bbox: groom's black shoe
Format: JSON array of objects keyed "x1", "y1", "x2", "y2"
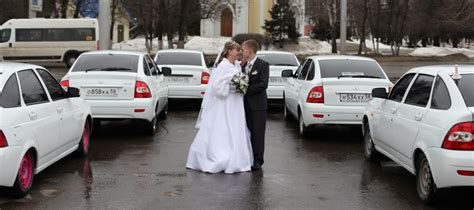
[{"x1": 251, "y1": 164, "x2": 262, "y2": 171}]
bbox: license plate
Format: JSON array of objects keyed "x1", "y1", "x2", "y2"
[
  {"x1": 165, "y1": 76, "x2": 191, "y2": 83},
  {"x1": 85, "y1": 88, "x2": 118, "y2": 97},
  {"x1": 340, "y1": 93, "x2": 372, "y2": 103},
  {"x1": 269, "y1": 77, "x2": 287, "y2": 84}
]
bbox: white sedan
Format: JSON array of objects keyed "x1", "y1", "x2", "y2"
[
  {"x1": 363, "y1": 65, "x2": 474, "y2": 204},
  {"x1": 61, "y1": 51, "x2": 170, "y2": 135},
  {"x1": 257, "y1": 51, "x2": 300, "y2": 99},
  {"x1": 282, "y1": 55, "x2": 392, "y2": 136},
  {"x1": 0, "y1": 62, "x2": 91, "y2": 198},
  {"x1": 154, "y1": 49, "x2": 210, "y2": 99}
]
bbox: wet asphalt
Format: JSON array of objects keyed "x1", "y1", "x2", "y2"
[{"x1": 1, "y1": 61, "x2": 474, "y2": 209}]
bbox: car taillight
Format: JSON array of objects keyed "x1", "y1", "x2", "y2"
[
  {"x1": 0, "y1": 130, "x2": 8, "y2": 148},
  {"x1": 442, "y1": 122, "x2": 474, "y2": 150},
  {"x1": 201, "y1": 71, "x2": 210, "y2": 85},
  {"x1": 135, "y1": 81, "x2": 152, "y2": 98},
  {"x1": 60, "y1": 80, "x2": 69, "y2": 89},
  {"x1": 307, "y1": 86, "x2": 324, "y2": 103}
]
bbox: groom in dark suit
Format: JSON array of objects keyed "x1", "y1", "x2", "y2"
[{"x1": 241, "y1": 39, "x2": 269, "y2": 171}]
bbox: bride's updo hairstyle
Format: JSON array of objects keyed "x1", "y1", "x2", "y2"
[{"x1": 216, "y1": 41, "x2": 241, "y2": 66}]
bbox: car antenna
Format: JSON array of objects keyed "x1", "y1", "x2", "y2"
[{"x1": 452, "y1": 64, "x2": 462, "y2": 85}]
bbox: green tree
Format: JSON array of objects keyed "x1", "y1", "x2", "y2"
[{"x1": 262, "y1": 0, "x2": 301, "y2": 48}]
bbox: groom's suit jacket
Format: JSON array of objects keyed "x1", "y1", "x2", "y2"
[{"x1": 242, "y1": 57, "x2": 270, "y2": 111}]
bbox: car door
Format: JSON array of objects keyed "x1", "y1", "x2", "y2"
[
  {"x1": 372, "y1": 73, "x2": 416, "y2": 152},
  {"x1": 36, "y1": 68, "x2": 83, "y2": 148},
  {"x1": 17, "y1": 69, "x2": 60, "y2": 166},
  {"x1": 150, "y1": 55, "x2": 168, "y2": 112},
  {"x1": 145, "y1": 55, "x2": 165, "y2": 112},
  {"x1": 0, "y1": 73, "x2": 29, "y2": 147},
  {"x1": 392, "y1": 74, "x2": 434, "y2": 166},
  {"x1": 295, "y1": 59, "x2": 313, "y2": 109},
  {"x1": 285, "y1": 59, "x2": 306, "y2": 115}
]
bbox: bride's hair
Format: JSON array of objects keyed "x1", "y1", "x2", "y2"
[{"x1": 216, "y1": 41, "x2": 241, "y2": 66}]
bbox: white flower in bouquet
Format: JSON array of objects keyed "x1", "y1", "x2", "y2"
[{"x1": 230, "y1": 72, "x2": 249, "y2": 94}]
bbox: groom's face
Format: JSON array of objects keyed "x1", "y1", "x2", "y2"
[{"x1": 242, "y1": 45, "x2": 254, "y2": 60}]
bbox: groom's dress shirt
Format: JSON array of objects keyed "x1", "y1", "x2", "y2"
[{"x1": 246, "y1": 56, "x2": 257, "y2": 74}]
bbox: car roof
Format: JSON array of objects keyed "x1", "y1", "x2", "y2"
[
  {"x1": 406, "y1": 65, "x2": 474, "y2": 76},
  {"x1": 157, "y1": 49, "x2": 203, "y2": 54},
  {"x1": 307, "y1": 55, "x2": 376, "y2": 62},
  {"x1": 257, "y1": 51, "x2": 296, "y2": 55},
  {"x1": 0, "y1": 62, "x2": 44, "y2": 73},
  {"x1": 81, "y1": 50, "x2": 146, "y2": 57}
]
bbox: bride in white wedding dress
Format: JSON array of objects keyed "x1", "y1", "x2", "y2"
[{"x1": 186, "y1": 41, "x2": 253, "y2": 174}]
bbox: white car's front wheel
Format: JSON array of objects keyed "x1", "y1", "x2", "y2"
[
  {"x1": 416, "y1": 153, "x2": 438, "y2": 204},
  {"x1": 283, "y1": 101, "x2": 291, "y2": 121},
  {"x1": 363, "y1": 124, "x2": 379, "y2": 162},
  {"x1": 76, "y1": 120, "x2": 91, "y2": 156}
]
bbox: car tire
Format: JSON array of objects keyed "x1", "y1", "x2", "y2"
[
  {"x1": 283, "y1": 100, "x2": 291, "y2": 121},
  {"x1": 363, "y1": 124, "x2": 379, "y2": 162},
  {"x1": 416, "y1": 153, "x2": 438, "y2": 204},
  {"x1": 76, "y1": 120, "x2": 91, "y2": 156},
  {"x1": 64, "y1": 53, "x2": 79, "y2": 68},
  {"x1": 298, "y1": 111, "x2": 309, "y2": 137},
  {"x1": 158, "y1": 103, "x2": 168, "y2": 120},
  {"x1": 9, "y1": 151, "x2": 34, "y2": 199},
  {"x1": 146, "y1": 112, "x2": 158, "y2": 136}
]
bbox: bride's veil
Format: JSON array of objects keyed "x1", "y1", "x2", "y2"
[{"x1": 195, "y1": 45, "x2": 225, "y2": 129}]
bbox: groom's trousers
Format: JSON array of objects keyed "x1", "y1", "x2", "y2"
[{"x1": 245, "y1": 110, "x2": 267, "y2": 166}]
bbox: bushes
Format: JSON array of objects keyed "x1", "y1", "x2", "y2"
[{"x1": 232, "y1": 33, "x2": 272, "y2": 50}]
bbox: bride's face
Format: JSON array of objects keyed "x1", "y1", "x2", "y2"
[{"x1": 227, "y1": 48, "x2": 241, "y2": 60}]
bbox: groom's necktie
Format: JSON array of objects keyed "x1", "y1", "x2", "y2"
[{"x1": 246, "y1": 63, "x2": 253, "y2": 74}]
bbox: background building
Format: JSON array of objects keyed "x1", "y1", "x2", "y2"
[{"x1": 201, "y1": 0, "x2": 305, "y2": 37}]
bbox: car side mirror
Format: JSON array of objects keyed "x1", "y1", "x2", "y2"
[
  {"x1": 67, "y1": 87, "x2": 80, "y2": 98},
  {"x1": 162, "y1": 67, "x2": 172, "y2": 76},
  {"x1": 372, "y1": 88, "x2": 388, "y2": 99},
  {"x1": 281, "y1": 69, "x2": 294, "y2": 78}
]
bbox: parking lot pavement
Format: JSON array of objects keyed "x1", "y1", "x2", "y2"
[{"x1": 1, "y1": 61, "x2": 473, "y2": 209}]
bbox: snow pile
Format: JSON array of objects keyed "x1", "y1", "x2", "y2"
[
  {"x1": 184, "y1": 36, "x2": 232, "y2": 54},
  {"x1": 409, "y1": 47, "x2": 474, "y2": 58},
  {"x1": 112, "y1": 36, "x2": 161, "y2": 53},
  {"x1": 113, "y1": 36, "x2": 334, "y2": 55},
  {"x1": 268, "y1": 37, "x2": 333, "y2": 55}
]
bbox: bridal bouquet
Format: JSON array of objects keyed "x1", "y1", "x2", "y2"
[{"x1": 230, "y1": 72, "x2": 249, "y2": 94}]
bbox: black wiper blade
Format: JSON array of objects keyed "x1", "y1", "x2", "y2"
[
  {"x1": 338, "y1": 75, "x2": 353, "y2": 79},
  {"x1": 352, "y1": 75, "x2": 382, "y2": 79},
  {"x1": 272, "y1": 64, "x2": 296, "y2": 66},
  {"x1": 337, "y1": 75, "x2": 381, "y2": 79},
  {"x1": 84, "y1": 68, "x2": 100, "y2": 73},
  {"x1": 101, "y1": 67, "x2": 133, "y2": 71}
]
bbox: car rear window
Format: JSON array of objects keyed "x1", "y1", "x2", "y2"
[
  {"x1": 318, "y1": 59, "x2": 386, "y2": 79},
  {"x1": 457, "y1": 74, "x2": 474, "y2": 107},
  {"x1": 257, "y1": 54, "x2": 299, "y2": 66},
  {"x1": 155, "y1": 52, "x2": 202, "y2": 66},
  {"x1": 71, "y1": 54, "x2": 139, "y2": 73}
]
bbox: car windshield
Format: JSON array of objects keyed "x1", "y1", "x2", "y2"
[
  {"x1": 0, "y1": 29, "x2": 11, "y2": 43},
  {"x1": 257, "y1": 53, "x2": 299, "y2": 66},
  {"x1": 155, "y1": 52, "x2": 202, "y2": 66},
  {"x1": 318, "y1": 59, "x2": 387, "y2": 79},
  {"x1": 71, "y1": 54, "x2": 139, "y2": 73},
  {"x1": 457, "y1": 74, "x2": 474, "y2": 107}
]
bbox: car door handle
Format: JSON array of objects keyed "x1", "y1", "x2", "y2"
[
  {"x1": 415, "y1": 113, "x2": 423, "y2": 121},
  {"x1": 57, "y1": 105, "x2": 64, "y2": 113},
  {"x1": 390, "y1": 107, "x2": 397, "y2": 114},
  {"x1": 28, "y1": 112, "x2": 38, "y2": 120}
]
